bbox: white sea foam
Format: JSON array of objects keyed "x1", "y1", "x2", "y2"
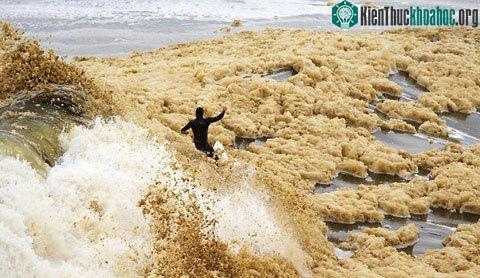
[
  {"x1": 0, "y1": 0, "x2": 330, "y2": 23},
  {"x1": 0, "y1": 118, "x2": 168, "y2": 277}
]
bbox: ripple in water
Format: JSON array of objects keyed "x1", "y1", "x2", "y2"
[
  {"x1": 387, "y1": 71, "x2": 427, "y2": 101},
  {"x1": 234, "y1": 136, "x2": 269, "y2": 150}
]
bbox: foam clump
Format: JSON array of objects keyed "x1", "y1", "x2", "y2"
[
  {"x1": 337, "y1": 159, "x2": 368, "y2": 178},
  {"x1": 414, "y1": 143, "x2": 480, "y2": 169},
  {"x1": 338, "y1": 222, "x2": 480, "y2": 276},
  {"x1": 0, "y1": 23, "x2": 97, "y2": 104},
  {"x1": 315, "y1": 151, "x2": 480, "y2": 220},
  {"x1": 380, "y1": 118, "x2": 417, "y2": 133},
  {"x1": 419, "y1": 222, "x2": 480, "y2": 273},
  {"x1": 339, "y1": 223, "x2": 419, "y2": 251},
  {"x1": 418, "y1": 120, "x2": 449, "y2": 137},
  {"x1": 377, "y1": 100, "x2": 444, "y2": 125}
]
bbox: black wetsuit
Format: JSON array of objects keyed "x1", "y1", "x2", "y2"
[{"x1": 181, "y1": 110, "x2": 225, "y2": 158}]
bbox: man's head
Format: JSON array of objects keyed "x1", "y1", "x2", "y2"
[{"x1": 195, "y1": 107, "x2": 204, "y2": 118}]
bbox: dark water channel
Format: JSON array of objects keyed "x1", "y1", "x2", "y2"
[{"x1": 323, "y1": 71, "x2": 480, "y2": 258}]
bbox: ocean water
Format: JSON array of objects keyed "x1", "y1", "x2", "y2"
[{"x1": 0, "y1": 0, "x2": 472, "y2": 57}]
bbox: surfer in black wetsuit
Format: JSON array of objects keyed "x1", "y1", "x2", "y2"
[{"x1": 181, "y1": 106, "x2": 227, "y2": 159}]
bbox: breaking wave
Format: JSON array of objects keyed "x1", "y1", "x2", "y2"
[
  {"x1": 0, "y1": 118, "x2": 308, "y2": 277},
  {"x1": 0, "y1": 119, "x2": 165, "y2": 277}
]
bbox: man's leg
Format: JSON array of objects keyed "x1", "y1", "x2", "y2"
[
  {"x1": 195, "y1": 143, "x2": 218, "y2": 160},
  {"x1": 204, "y1": 144, "x2": 218, "y2": 160}
]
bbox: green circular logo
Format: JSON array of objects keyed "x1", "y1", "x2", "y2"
[{"x1": 332, "y1": 0, "x2": 359, "y2": 29}]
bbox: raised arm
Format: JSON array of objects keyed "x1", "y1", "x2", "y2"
[
  {"x1": 181, "y1": 121, "x2": 192, "y2": 134},
  {"x1": 207, "y1": 107, "x2": 227, "y2": 124}
]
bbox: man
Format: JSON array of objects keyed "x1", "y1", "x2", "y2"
[{"x1": 181, "y1": 106, "x2": 227, "y2": 159}]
